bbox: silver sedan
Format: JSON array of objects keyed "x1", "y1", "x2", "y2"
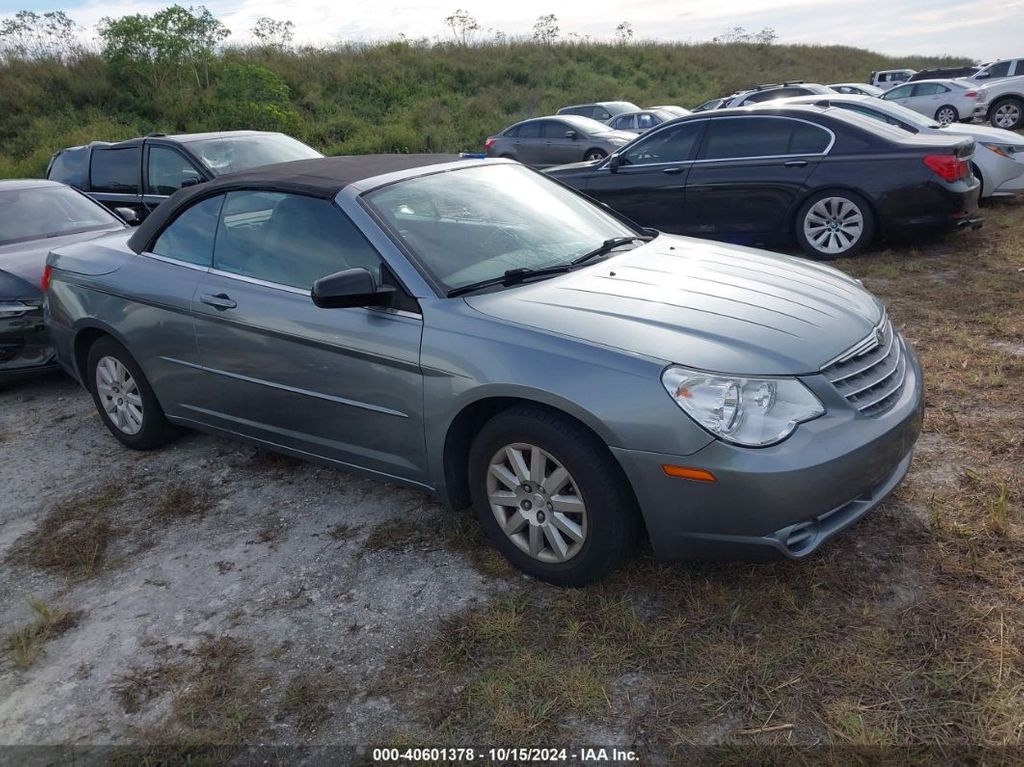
[{"x1": 44, "y1": 156, "x2": 923, "y2": 585}]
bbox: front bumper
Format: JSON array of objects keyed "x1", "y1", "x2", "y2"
[
  {"x1": 612, "y1": 344, "x2": 924, "y2": 561},
  {"x1": 0, "y1": 304, "x2": 57, "y2": 381}
]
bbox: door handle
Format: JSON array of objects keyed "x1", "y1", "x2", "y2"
[
  {"x1": 662, "y1": 166, "x2": 684, "y2": 175},
  {"x1": 200, "y1": 293, "x2": 236, "y2": 310},
  {"x1": 784, "y1": 160, "x2": 808, "y2": 168}
]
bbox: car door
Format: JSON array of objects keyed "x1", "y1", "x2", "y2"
[
  {"x1": 909, "y1": 82, "x2": 949, "y2": 117},
  {"x1": 142, "y1": 143, "x2": 205, "y2": 216},
  {"x1": 88, "y1": 145, "x2": 143, "y2": 216},
  {"x1": 610, "y1": 114, "x2": 637, "y2": 133},
  {"x1": 120, "y1": 194, "x2": 224, "y2": 414},
  {"x1": 512, "y1": 121, "x2": 544, "y2": 165},
  {"x1": 190, "y1": 190, "x2": 427, "y2": 482},
  {"x1": 686, "y1": 116, "x2": 827, "y2": 241},
  {"x1": 582, "y1": 119, "x2": 707, "y2": 233},
  {"x1": 882, "y1": 83, "x2": 916, "y2": 111},
  {"x1": 542, "y1": 120, "x2": 586, "y2": 165}
]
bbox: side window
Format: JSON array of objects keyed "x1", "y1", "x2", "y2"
[
  {"x1": 90, "y1": 148, "x2": 141, "y2": 194},
  {"x1": 594, "y1": 108, "x2": 611, "y2": 121},
  {"x1": 518, "y1": 122, "x2": 541, "y2": 139},
  {"x1": 885, "y1": 85, "x2": 913, "y2": 99},
  {"x1": 47, "y1": 149, "x2": 86, "y2": 188},
  {"x1": 504, "y1": 125, "x2": 520, "y2": 138},
  {"x1": 984, "y1": 61, "x2": 1011, "y2": 78},
  {"x1": 151, "y1": 195, "x2": 224, "y2": 266},
  {"x1": 542, "y1": 121, "x2": 571, "y2": 138},
  {"x1": 147, "y1": 146, "x2": 202, "y2": 195},
  {"x1": 213, "y1": 191, "x2": 382, "y2": 290},
  {"x1": 789, "y1": 122, "x2": 832, "y2": 154},
  {"x1": 636, "y1": 113, "x2": 657, "y2": 130},
  {"x1": 621, "y1": 121, "x2": 705, "y2": 165},
  {"x1": 913, "y1": 83, "x2": 946, "y2": 96}
]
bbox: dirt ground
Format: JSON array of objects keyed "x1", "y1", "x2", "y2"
[{"x1": 1, "y1": 197, "x2": 1022, "y2": 763}]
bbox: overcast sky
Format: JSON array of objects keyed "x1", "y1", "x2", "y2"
[{"x1": 3, "y1": 0, "x2": 1023, "y2": 60}]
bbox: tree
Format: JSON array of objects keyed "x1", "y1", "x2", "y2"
[
  {"x1": 251, "y1": 17, "x2": 294, "y2": 49},
  {"x1": 216, "y1": 62, "x2": 300, "y2": 132},
  {"x1": 614, "y1": 21, "x2": 633, "y2": 44},
  {"x1": 97, "y1": 5, "x2": 229, "y2": 89},
  {"x1": 712, "y1": 25, "x2": 777, "y2": 45},
  {"x1": 444, "y1": 9, "x2": 479, "y2": 45},
  {"x1": 532, "y1": 14, "x2": 558, "y2": 44},
  {"x1": 0, "y1": 10, "x2": 82, "y2": 62}
]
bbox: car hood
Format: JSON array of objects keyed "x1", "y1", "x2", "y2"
[
  {"x1": 463, "y1": 235, "x2": 884, "y2": 375},
  {"x1": 0, "y1": 227, "x2": 125, "y2": 298}
]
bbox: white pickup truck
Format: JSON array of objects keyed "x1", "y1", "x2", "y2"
[{"x1": 975, "y1": 75, "x2": 1024, "y2": 130}]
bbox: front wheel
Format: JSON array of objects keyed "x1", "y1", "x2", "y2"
[
  {"x1": 583, "y1": 149, "x2": 607, "y2": 162},
  {"x1": 468, "y1": 406, "x2": 639, "y2": 586},
  {"x1": 935, "y1": 105, "x2": 959, "y2": 125},
  {"x1": 989, "y1": 98, "x2": 1024, "y2": 130},
  {"x1": 87, "y1": 336, "x2": 178, "y2": 450},
  {"x1": 795, "y1": 191, "x2": 875, "y2": 260}
]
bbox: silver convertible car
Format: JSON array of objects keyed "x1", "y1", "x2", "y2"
[{"x1": 44, "y1": 156, "x2": 923, "y2": 585}]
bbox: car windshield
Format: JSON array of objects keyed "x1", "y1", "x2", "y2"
[
  {"x1": 187, "y1": 134, "x2": 322, "y2": 175},
  {"x1": 0, "y1": 185, "x2": 118, "y2": 246},
  {"x1": 364, "y1": 164, "x2": 638, "y2": 292}
]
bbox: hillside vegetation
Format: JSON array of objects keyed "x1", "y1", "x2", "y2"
[{"x1": 0, "y1": 41, "x2": 970, "y2": 177}]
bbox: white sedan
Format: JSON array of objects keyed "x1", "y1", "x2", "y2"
[
  {"x1": 879, "y1": 79, "x2": 982, "y2": 125},
  {"x1": 772, "y1": 94, "x2": 1024, "y2": 198}
]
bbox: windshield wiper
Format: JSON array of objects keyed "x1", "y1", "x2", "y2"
[
  {"x1": 447, "y1": 234, "x2": 655, "y2": 298},
  {"x1": 447, "y1": 264, "x2": 574, "y2": 297},
  {"x1": 570, "y1": 234, "x2": 654, "y2": 266}
]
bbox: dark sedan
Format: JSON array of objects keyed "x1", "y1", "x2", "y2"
[
  {"x1": 1, "y1": 180, "x2": 126, "y2": 379},
  {"x1": 546, "y1": 105, "x2": 981, "y2": 259}
]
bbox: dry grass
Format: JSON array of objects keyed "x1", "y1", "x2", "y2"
[
  {"x1": 153, "y1": 483, "x2": 215, "y2": 520},
  {"x1": 6, "y1": 598, "x2": 82, "y2": 669},
  {"x1": 4, "y1": 485, "x2": 125, "y2": 579},
  {"x1": 277, "y1": 671, "x2": 349, "y2": 735},
  {"x1": 383, "y1": 198, "x2": 1024, "y2": 753}
]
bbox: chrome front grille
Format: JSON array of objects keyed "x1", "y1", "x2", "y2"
[{"x1": 822, "y1": 315, "x2": 907, "y2": 416}]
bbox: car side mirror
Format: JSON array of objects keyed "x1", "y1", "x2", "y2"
[
  {"x1": 311, "y1": 267, "x2": 396, "y2": 309},
  {"x1": 608, "y1": 154, "x2": 622, "y2": 172},
  {"x1": 113, "y1": 207, "x2": 140, "y2": 225},
  {"x1": 180, "y1": 176, "x2": 201, "y2": 188},
  {"x1": 565, "y1": 129, "x2": 577, "y2": 140}
]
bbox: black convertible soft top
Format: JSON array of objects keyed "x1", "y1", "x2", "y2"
[{"x1": 128, "y1": 153, "x2": 460, "y2": 254}]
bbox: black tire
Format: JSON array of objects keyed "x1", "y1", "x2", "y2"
[
  {"x1": 794, "y1": 189, "x2": 876, "y2": 261},
  {"x1": 86, "y1": 336, "x2": 178, "y2": 450},
  {"x1": 989, "y1": 97, "x2": 1024, "y2": 131},
  {"x1": 934, "y1": 105, "x2": 959, "y2": 125},
  {"x1": 584, "y1": 149, "x2": 608, "y2": 162},
  {"x1": 972, "y1": 163, "x2": 986, "y2": 201},
  {"x1": 468, "y1": 406, "x2": 640, "y2": 586}
]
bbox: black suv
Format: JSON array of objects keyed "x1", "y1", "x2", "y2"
[{"x1": 46, "y1": 131, "x2": 322, "y2": 221}]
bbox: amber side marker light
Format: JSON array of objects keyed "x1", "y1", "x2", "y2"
[{"x1": 661, "y1": 465, "x2": 717, "y2": 482}]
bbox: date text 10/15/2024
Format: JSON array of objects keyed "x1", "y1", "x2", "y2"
[{"x1": 372, "y1": 747, "x2": 640, "y2": 763}]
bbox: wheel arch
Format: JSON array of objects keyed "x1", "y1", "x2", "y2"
[
  {"x1": 987, "y1": 94, "x2": 1024, "y2": 125},
  {"x1": 71, "y1": 320, "x2": 137, "y2": 391},
  {"x1": 439, "y1": 395, "x2": 639, "y2": 519}
]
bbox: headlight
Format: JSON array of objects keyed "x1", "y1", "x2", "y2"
[
  {"x1": 661, "y1": 365, "x2": 825, "y2": 447},
  {"x1": 980, "y1": 142, "x2": 1019, "y2": 160}
]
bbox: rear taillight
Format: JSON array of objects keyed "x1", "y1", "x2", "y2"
[
  {"x1": 41, "y1": 264, "x2": 53, "y2": 292},
  {"x1": 923, "y1": 154, "x2": 969, "y2": 182},
  {"x1": 484, "y1": 137, "x2": 497, "y2": 151},
  {"x1": 964, "y1": 91, "x2": 978, "y2": 98}
]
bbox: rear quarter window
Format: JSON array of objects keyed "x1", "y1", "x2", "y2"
[
  {"x1": 47, "y1": 148, "x2": 87, "y2": 188},
  {"x1": 90, "y1": 148, "x2": 141, "y2": 194}
]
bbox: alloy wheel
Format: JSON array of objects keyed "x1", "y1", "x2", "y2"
[
  {"x1": 486, "y1": 443, "x2": 587, "y2": 563},
  {"x1": 803, "y1": 196, "x2": 865, "y2": 256},
  {"x1": 95, "y1": 356, "x2": 144, "y2": 435},
  {"x1": 935, "y1": 106, "x2": 957, "y2": 125},
  {"x1": 993, "y1": 102, "x2": 1022, "y2": 129}
]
